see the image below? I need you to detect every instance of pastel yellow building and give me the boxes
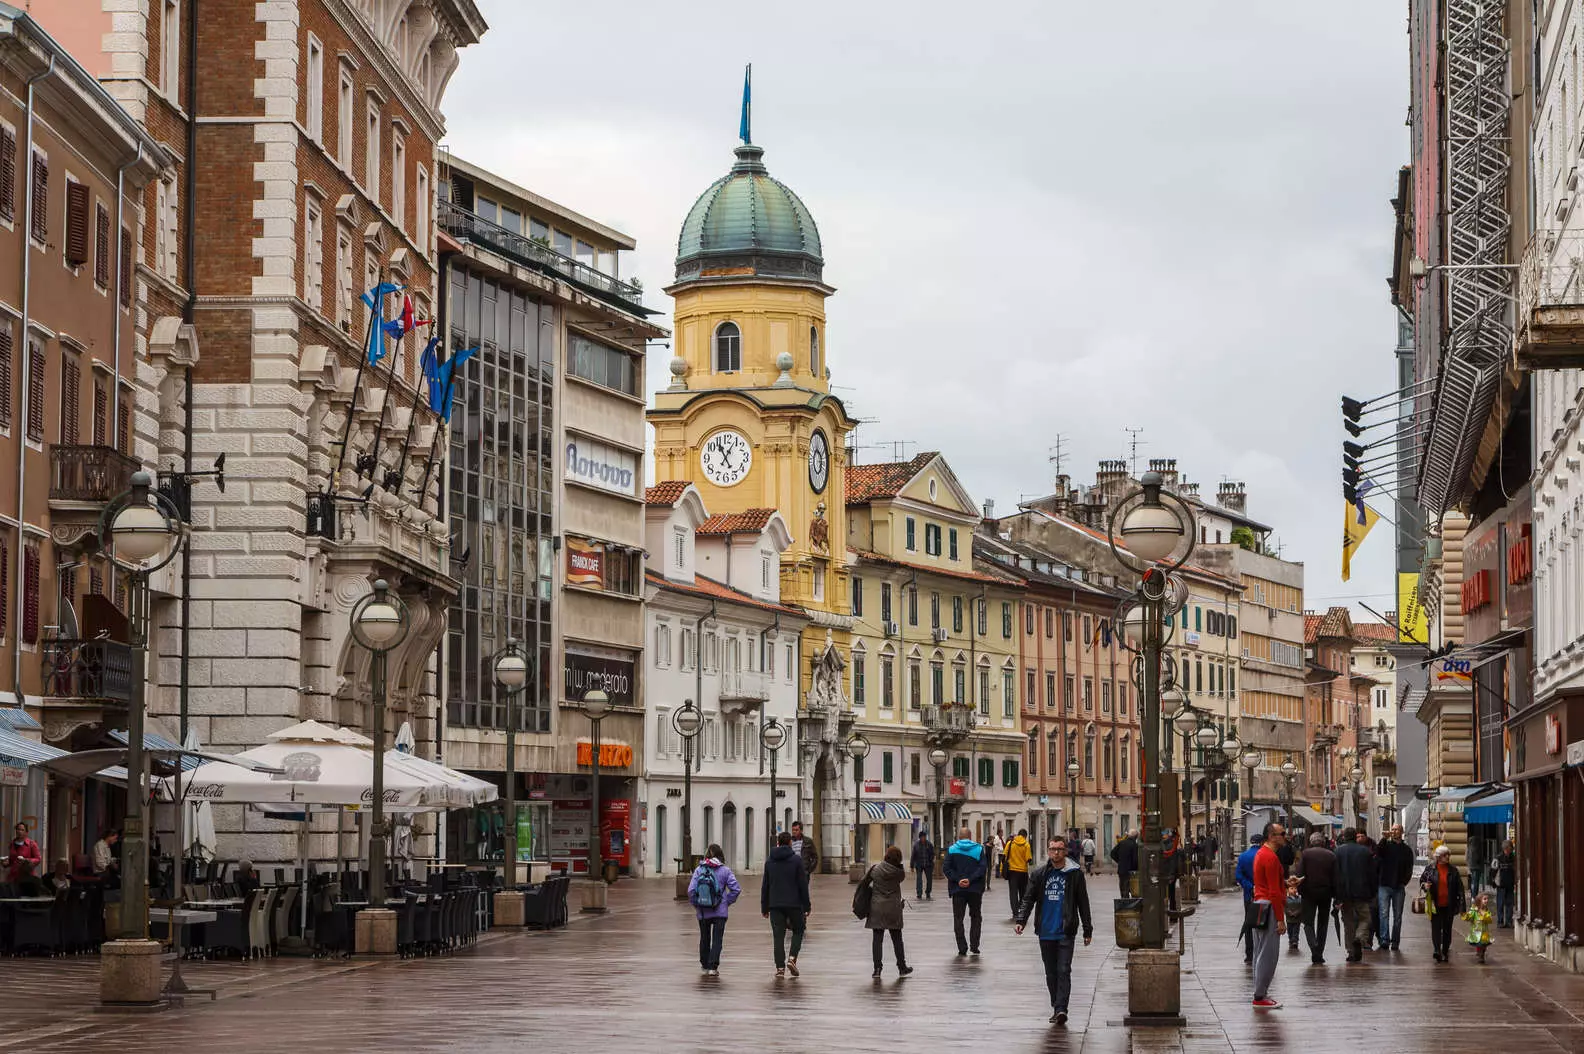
[649,137,860,868]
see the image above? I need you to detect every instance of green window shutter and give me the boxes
[978,758,993,786]
[882,751,894,783]
[1195,607,1202,632]
[953,756,968,779]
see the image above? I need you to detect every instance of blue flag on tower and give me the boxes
[739,64,751,144]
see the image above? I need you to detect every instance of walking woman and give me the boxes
[861,845,913,977]
[688,843,741,977]
[1420,844,1467,963]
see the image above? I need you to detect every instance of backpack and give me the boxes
[852,875,873,920]
[693,865,721,909]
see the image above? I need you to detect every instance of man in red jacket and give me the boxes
[1250,821,1293,1010]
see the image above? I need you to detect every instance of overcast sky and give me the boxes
[443,1,1407,617]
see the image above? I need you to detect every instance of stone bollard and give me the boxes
[848,862,867,883]
[493,890,525,927]
[354,907,398,955]
[100,938,164,1008]
[1124,947,1186,1026]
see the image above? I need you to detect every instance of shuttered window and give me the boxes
[22,541,39,644]
[26,341,44,442]
[0,324,10,433]
[29,152,47,243]
[117,396,130,452]
[94,203,110,286]
[89,566,104,597]
[0,128,14,222]
[119,227,132,307]
[60,356,79,443]
[0,537,8,639]
[65,180,90,266]
[93,379,108,446]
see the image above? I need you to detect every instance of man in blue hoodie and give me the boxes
[1235,832,1265,965]
[942,825,988,956]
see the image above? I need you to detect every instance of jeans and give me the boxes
[1006,870,1028,917]
[1430,907,1454,958]
[1083,855,1095,875]
[1039,938,1077,1012]
[768,908,805,968]
[871,928,906,970]
[697,917,726,970]
[952,892,983,953]
[1251,901,1279,1001]
[915,867,933,899]
[1377,886,1406,947]
[1339,900,1373,956]
[1496,886,1514,927]
[1301,894,1332,958]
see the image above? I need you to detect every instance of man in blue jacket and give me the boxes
[1235,832,1265,964]
[942,825,988,956]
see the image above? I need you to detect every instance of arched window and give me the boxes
[713,321,741,372]
[810,326,820,377]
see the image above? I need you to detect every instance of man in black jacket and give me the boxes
[1109,829,1139,897]
[1332,827,1378,962]
[1014,836,1094,1026]
[1375,823,1415,951]
[1293,832,1337,964]
[911,831,935,900]
[761,831,811,977]
[789,821,819,877]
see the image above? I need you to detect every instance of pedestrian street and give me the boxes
[6,873,1584,1054]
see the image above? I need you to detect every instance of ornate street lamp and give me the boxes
[761,718,788,857]
[101,471,183,950]
[493,639,528,886]
[672,700,702,866]
[580,688,611,905]
[1066,757,1081,839]
[350,579,410,909]
[929,746,948,849]
[1280,758,1299,829]
[845,732,871,867]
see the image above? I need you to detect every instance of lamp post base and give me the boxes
[1123,947,1185,1027]
[353,908,398,955]
[493,890,526,927]
[100,939,165,1009]
[580,878,608,914]
[675,873,692,900]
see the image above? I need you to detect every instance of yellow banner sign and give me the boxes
[1398,572,1427,644]
[1341,501,1379,582]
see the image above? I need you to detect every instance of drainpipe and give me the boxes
[178,0,198,741]
[11,54,56,704]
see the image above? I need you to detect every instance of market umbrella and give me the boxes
[183,726,218,868]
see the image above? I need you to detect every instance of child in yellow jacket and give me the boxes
[1463,891,1495,964]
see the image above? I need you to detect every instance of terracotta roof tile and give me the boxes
[1318,605,1353,640]
[645,481,690,507]
[697,509,776,535]
[1304,613,1323,644]
[645,569,804,617]
[846,452,939,503]
[849,547,1023,587]
[1353,622,1397,643]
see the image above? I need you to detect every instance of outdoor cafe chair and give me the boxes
[248,887,278,958]
[271,885,298,949]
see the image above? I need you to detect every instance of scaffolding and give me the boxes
[1417,0,1513,517]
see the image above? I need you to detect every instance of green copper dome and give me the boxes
[676,144,824,284]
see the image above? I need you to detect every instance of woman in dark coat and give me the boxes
[862,846,912,977]
[1421,844,1467,962]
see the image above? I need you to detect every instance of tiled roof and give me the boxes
[1303,613,1323,644]
[645,569,805,617]
[846,452,938,503]
[697,509,776,535]
[645,481,690,507]
[1318,605,1353,640]
[1353,622,1397,643]
[849,547,1023,587]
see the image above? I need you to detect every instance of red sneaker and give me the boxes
[1252,998,1283,1010]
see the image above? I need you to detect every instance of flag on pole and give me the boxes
[1341,491,1380,582]
[430,345,479,422]
[739,64,752,144]
[361,282,399,365]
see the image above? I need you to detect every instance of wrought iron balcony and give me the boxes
[41,637,134,705]
[438,200,646,314]
[49,445,140,505]
[923,705,978,734]
[1517,230,1584,369]
[1312,722,1344,745]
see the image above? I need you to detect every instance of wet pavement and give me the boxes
[4,874,1583,1053]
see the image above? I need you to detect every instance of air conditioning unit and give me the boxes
[884,621,900,637]
[932,627,949,643]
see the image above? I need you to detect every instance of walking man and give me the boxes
[1235,832,1264,964]
[943,826,988,956]
[789,820,819,877]
[1251,821,1292,1010]
[1376,823,1414,951]
[911,830,936,900]
[1111,828,1140,897]
[1293,832,1336,964]
[1333,827,1378,963]
[1003,828,1033,918]
[1015,836,1094,1026]
[1081,832,1097,876]
[761,831,811,978]
[1492,839,1516,928]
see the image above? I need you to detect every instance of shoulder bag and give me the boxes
[852,874,873,920]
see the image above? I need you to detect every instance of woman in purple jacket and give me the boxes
[688,843,742,977]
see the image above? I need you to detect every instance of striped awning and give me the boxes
[0,707,42,732]
[107,729,202,771]
[859,800,915,822]
[0,727,69,767]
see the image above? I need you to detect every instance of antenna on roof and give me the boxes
[1124,427,1145,477]
[1049,434,1068,479]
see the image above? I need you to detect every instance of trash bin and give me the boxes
[601,859,619,885]
[1114,897,1143,949]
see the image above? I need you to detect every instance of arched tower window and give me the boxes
[810,326,820,377]
[714,321,741,372]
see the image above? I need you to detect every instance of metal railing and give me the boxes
[720,670,770,702]
[922,705,978,733]
[49,445,140,503]
[438,200,644,312]
[41,637,134,704]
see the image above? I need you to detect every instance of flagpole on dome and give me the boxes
[739,63,751,145]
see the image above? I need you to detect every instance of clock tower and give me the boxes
[650,132,858,862]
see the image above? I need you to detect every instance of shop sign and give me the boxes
[1459,569,1492,614]
[564,648,635,707]
[565,436,637,497]
[863,780,881,794]
[1,763,26,787]
[948,778,967,797]
[1398,573,1428,644]
[1434,658,1473,685]
[566,536,605,589]
[576,741,634,768]
[1546,714,1562,755]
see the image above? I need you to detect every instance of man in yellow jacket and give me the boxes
[1004,829,1033,918]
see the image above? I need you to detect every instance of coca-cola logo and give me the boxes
[359,788,403,804]
[186,783,229,800]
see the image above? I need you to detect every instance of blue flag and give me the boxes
[419,336,442,406]
[362,282,399,366]
[739,64,751,144]
[1355,479,1375,525]
[433,345,478,423]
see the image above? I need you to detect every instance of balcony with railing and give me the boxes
[1312,722,1344,745]
[1517,229,1584,369]
[49,445,140,505]
[438,200,647,315]
[922,705,978,743]
[719,670,770,711]
[41,637,134,705]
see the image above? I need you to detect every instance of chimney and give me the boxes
[1094,459,1130,503]
[982,498,995,520]
[1180,479,1200,498]
[1217,481,1247,514]
[1052,474,1072,516]
[1147,458,1179,489]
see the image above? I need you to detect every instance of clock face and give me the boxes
[701,429,753,487]
[808,429,830,494]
